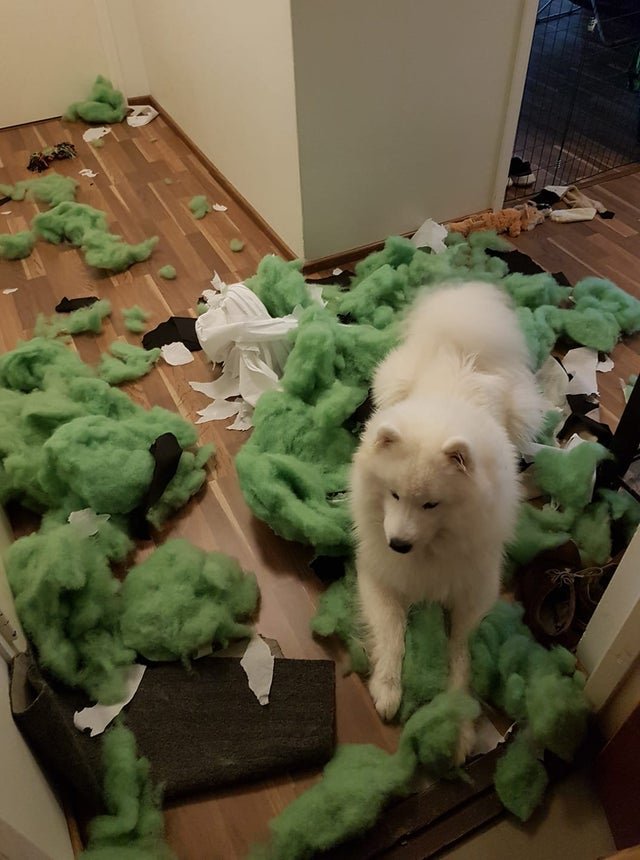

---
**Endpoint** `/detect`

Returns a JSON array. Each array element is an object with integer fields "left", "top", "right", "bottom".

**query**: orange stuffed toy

[{"left": 447, "top": 203, "right": 545, "bottom": 239}]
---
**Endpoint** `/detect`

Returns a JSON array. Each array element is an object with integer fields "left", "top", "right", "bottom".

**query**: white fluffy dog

[{"left": 351, "top": 282, "right": 544, "bottom": 755}]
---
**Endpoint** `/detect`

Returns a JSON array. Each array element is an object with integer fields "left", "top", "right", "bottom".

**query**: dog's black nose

[{"left": 389, "top": 538, "right": 412, "bottom": 554}]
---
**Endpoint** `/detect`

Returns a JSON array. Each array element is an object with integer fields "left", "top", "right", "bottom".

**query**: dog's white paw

[
  {"left": 369, "top": 672, "right": 402, "bottom": 721},
  {"left": 454, "top": 719, "right": 476, "bottom": 766}
]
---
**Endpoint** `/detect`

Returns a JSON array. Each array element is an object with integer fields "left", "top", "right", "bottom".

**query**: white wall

[
  {"left": 0, "top": 511, "right": 74, "bottom": 860},
  {"left": 132, "top": 0, "right": 304, "bottom": 256},
  {"left": 291, "top": 0, "right": 535, "bottom": 259},
  {"left": 0, "top": 0, "right": 148, "bottom": 128}
]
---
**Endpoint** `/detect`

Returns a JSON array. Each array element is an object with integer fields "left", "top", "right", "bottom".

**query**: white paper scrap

[
  {"left": 227, "top": 401, "right": 253, "bottom": 431},
  {"left": 73, "top": 665, "right": 146, "bottom": 737},
  {"left": 1, "top": 210, "right": 11, "bottom": 215},
  {"left": 332, "top": 268, "right": 343, "bottom": 276},
  {"left": 240, "top": 635, "right": 274, "bottom": 706},
  {"left": 411, "top": 218, "right": 448, "bottom": 253},
  {"left": 82, "top": 126, "right": 111, "bottom": 143},
  {"left": 161, "top": 342, "right": 194, "bottom": 366},
  {"left": 562, "top": 347, "right": 599, "bottom": 396},
  {"left": 79, "top": 168, "right": 98, "bottom": 178},
  {"left": 196, "top": 399, "right": 242, "bottom": 423},
  {"left": 126, "top": 105, "right": 159, "bottom": 127},
  {"left": 209, "top": 271, "right": 226, "bottom": 292},
  {"left": 68, "top": 508, "right": 110, "bottom": 538},
  {"left": 212, "top": 203, "right": 228, "bottom": 212},
  {"left": 3, "top": 288, "right": 18, "bottom": 295},
  {"left": 192, "top": 281, "right": 298, "bottom": 429},
  {"left": 597, "top": 356, "right": 614, "bottom": 373}
]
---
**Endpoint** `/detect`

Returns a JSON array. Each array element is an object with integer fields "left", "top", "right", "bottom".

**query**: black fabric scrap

[
  {"left": 129, "top": 433, "right": 183, "bottom": 539},
  {"left": 552, "top": 271, "right": 572, "bottom": 287},
  {"left": 531, "top": 189, "right": 562, "bottom": 209},
  {"left": 11, "top": 652, "right": 336, "bottom": 810},
  {"left": 0, "top": 196, "right": 10, "bottom": 207},
  {"left": 142, "top": 316, "right": 202, "bottom": 351},
  {"left": 54, "top": 296, "right": 99, "bottom": 313},
  {"left": 486, "top": 248, "right": 546, "bottom": 276},
  {"left": 310, "top": 555, "right": 346, "bottom": 584},
  {"left": 560, "top": 398, "right": 614, "bottom": 448},
  {"left": 599, "top": 210, "right": 615, "bottom": 220}
]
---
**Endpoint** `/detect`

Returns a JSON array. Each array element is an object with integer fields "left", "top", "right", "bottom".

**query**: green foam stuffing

[
  {"left": 90, "top": 138, "right": 105, "bottom": 149},
  {"left": 32, "top": 202, "right": 158, "bottom": 273},
  {"left": 307, "top": 589, "right": 590, "bottom": 848},
  {"left": 34, "top": 299, "right": 112, "bottom": 339},
  {"left": 157, "top": 264, "right": 176, "bottom": 280},
  {"left": 0, "top": 230, "right": 35, "bottom": 260},
  {"left": 0, "top": 336, "right": 208, "bottom": 519},
  {"left": 533, "top": 442, "right": 610, "bottom": 511},
  {"left": 188, "top": 195, "right": 210, "bottom": 219},
  {"left": 254, "top": 691, "right": 478, "bottom": 859},
  {"left": 122, "top": 306, "right": 150, "bottom": 334},
  {"left": 252, "top": 744, "right": 416, "bottom": 859},
  {"left": 229, "top": 238, "right": 244, "bottom": 252},
  {"left": 64, "top": 75, "right": 128, "bottom": 124},
  {"left": 80, "top": 723, "right": 175, "bottom": 859},
  {"left": 0, "top": 172, "right": 78, "bottom": 207},
  {"left": 6, "top": 520, "right": 134, "bottom": 703},
  {"left": 120, "top": 539, "right": 258, "bottom": 661},
  {"left": 494, "top": 732, "right": 548, "bottom": 822},
  {"left": 99, "top": 342, "right": 161, "bottom": 385}
]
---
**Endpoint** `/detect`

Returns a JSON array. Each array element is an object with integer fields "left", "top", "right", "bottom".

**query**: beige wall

[
  {"left": 0, "top": 0, "right": 148, "bottom": 128},
  {"left": 291, "top": 0, "right": 534, "bottom": 259},
  {"left": 133, "top": 0, "right": 304, "bottom": 256},
  {"left": 0, "top": 511, "right": 73, "bottom": 860}
]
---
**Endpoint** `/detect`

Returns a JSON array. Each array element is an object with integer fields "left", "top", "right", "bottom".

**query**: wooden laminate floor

[{"left": 0, "top": 115, "right": 639, "bottom": 860}]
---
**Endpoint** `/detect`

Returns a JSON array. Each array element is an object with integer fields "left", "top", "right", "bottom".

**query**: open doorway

[{"left": 507, "top": 0, "right": 640, "bottom": 199}]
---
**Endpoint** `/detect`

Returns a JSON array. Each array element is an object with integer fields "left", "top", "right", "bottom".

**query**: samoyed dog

[{"left": 351, "top": 282, "right": 544, "bottom": 757}]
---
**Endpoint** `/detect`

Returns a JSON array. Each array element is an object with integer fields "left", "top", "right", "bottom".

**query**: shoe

[{"left": 509, "top": 156, "right": 537, "bottom": 187}]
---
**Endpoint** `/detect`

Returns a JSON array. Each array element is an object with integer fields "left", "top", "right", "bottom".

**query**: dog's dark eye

[
  {"left": 422, "top": 501, "right": 439, "bottom": 510},
  {"left": 391, "top": 491, "right": 399, "bottom": 500}
]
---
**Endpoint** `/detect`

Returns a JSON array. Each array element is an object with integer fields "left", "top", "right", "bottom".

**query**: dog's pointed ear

[
  {"left": 442, "top": 437, "right": 472, "bottom": 473},
  {"left": 375, "top": 423, "right": 400, "bottom": 449}
]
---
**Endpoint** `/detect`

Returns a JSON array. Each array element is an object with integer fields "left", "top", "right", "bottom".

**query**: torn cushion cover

[{"left": 11, "top": 652, "right": 335, "bottom": 811}]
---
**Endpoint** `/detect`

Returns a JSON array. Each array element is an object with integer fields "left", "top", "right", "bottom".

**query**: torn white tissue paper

[
  {"left": 68, "top": 508, "right": 110, "bottom": 538},
  {"left": 82, "top": 126, "right": 111, "bottom": 143},
  {"left": 562, "top": 347, "right": 600, "bottom": 396},
  {"left": 126, "top": 105, "right": 159, "bottom": 127},
  {"left": 212, "top": 203, "right": 228, "bottom": 212},
  {"left": 74, "top": 665, "right": 146, "bottom": 737},
  {"left": 191, "top": 281, "right": 299, "bottom": 429},
  {"left": 161, "top": 342, "right": 194, "bottom": 366},
  {"left": 1, "top": 210, "right": 12, "bottom": 215},
  {"left": 332, "top": 268, "right": 343, "bottom": 276},
  {"left": 210, "top": 271, "right": 225, "bottom": 292},
  {"left": 3, "top": 288, "right": 18, "bottom": 295},
  {"left": 597, "top": 356, "right": 614, "bottom": 373},
  {"left": 79, "top": 168, "right": 98, "bottom": 178},
  {"left": 240, "top": 635, "right": 274, "bottom": 706},
  {"left": 411, "top": 218, "right": 448, "bottom": 253}
]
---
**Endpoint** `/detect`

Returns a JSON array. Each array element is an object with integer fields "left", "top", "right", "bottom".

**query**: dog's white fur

[{"left": 351, "top": 282, "right": 544, "bottom": 756}]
